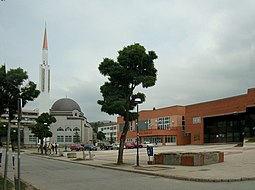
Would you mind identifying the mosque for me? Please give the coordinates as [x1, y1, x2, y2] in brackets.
[24, 27, 93, 146]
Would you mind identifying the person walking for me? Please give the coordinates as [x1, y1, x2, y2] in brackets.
[55, 143, 58, 154]
[12, 145, 15, 169]
[0, 142, 3, 167]
[51, 143, 55, 155]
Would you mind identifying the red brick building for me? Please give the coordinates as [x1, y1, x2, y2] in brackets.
[117, 88, 255, 145]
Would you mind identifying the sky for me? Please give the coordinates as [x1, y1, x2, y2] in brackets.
[0, 0, 254, 122]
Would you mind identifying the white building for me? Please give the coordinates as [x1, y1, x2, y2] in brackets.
[98, 121, 117, 143]
[0, 109, 39, 146]
[39, 27, 50, 114]
[49, 98, 93, 146]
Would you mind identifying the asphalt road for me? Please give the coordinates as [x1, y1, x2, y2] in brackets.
[17, 154, 255, 190]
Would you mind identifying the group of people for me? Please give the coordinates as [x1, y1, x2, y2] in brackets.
[42, 142, 58, 155]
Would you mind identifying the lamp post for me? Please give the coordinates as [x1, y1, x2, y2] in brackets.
[17, 98, 22, 190]
[135, 98, 142, 167]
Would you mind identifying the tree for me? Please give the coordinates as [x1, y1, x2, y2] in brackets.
[73, 132, 80, 144]
[98, 43, 157, 164]
[97, 131, 106, 141]
[29, 113, 56, 154]
[90, 121, 104, 133]
[0, 65, 40, 119]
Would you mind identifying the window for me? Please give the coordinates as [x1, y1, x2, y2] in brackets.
[165, 136, 176, 143]
[193, 117, 201, 124]
[41, 68, 45, 92]
[57, 136, 64, 142]
[164, 117, 170, 129]
[57, 127, 64, 131]
[73, 127, 80, 132]
[65, 127, 72, 132]
[182, 116, 186, 131]
[157, 117, 170, 130]
[65, 136, 72, 142]
[29, 135, 37, 142]
[147, 120, 151, 129]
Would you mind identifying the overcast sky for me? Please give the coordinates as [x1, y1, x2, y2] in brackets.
[0, 0, 254, 122]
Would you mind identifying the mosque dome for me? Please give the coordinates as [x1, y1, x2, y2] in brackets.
[51, 98, 81, 112]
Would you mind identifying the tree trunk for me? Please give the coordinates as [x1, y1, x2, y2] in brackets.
[117, 119, 129, 164]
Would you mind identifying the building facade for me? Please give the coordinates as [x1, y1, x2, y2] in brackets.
[185, 88, 255, 144]
[98, 121, 118, 143]
[0, 109, 39, 146]
[117, 88, 255, 145]
[117, 106, 190, 146]
[49, 98, 93, 146]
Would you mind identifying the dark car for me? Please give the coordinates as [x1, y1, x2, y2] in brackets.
[83, 144, 97, 151]
[70, 144, 84, 151]
[99, 142, 113, 150]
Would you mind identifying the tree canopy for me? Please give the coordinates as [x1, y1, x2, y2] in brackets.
[98, 43, 157, 164]
[29, 113, 56, 154]
[0, 65, 40, 118]
[97, 131, 106, 141]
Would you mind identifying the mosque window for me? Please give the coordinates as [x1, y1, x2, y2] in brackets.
[48, 70, 50, 92]
[57, 127, 64, 131]
[65, 127, 72, 132]
[73, 127, 80, 132]
[41, 68, 45, 92]
[57, 136, 64, 142]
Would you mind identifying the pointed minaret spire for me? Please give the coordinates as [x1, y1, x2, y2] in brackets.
[39, 25, 50, 114]
[43, 26, 48, 49]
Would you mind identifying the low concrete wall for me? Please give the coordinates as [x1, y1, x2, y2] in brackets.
[154, 151, 224, 166]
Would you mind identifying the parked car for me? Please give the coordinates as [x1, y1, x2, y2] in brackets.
[141, 141, 154, 148]
[111, 143, 120, 150]
[70, 144, 84, 151]
[83, 144, 97, 151]
[134, 142, 143, 148]
[124, 142, 136, 149]
[99, 142, 113, 150]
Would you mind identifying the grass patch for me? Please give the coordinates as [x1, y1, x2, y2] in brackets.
[0, 176, 14, 190]
[246, 137, 255, 142]
[0, 175, 38, 190]
[73, 158, 85, 161]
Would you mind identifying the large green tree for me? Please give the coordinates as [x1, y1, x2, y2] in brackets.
[29, 113, 56, 154]
[98, 43, 157, 164]
[0, 65, 40, 118]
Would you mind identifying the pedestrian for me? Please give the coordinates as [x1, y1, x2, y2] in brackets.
[48, 143, 52, 154]
[43, 144, 48, 155]
[54, 143, 58, 154]
[0, 142, 3, 167]
[51, 143, 55, 154]
[12, 145, 15, 169]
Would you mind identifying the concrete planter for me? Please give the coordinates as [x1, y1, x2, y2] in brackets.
[154, 151, 224, 166]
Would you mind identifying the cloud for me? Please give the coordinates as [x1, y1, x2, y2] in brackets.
[1, 0, 254, 121]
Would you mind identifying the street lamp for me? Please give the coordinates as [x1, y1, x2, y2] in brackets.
[135, 98, 142, 167]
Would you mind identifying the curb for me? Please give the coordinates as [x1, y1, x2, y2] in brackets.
[27, 153, 255, 183]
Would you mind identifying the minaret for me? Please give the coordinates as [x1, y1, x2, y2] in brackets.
[39, 26, 50, 114]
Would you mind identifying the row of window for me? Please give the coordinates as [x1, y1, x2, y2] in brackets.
[57, 127, 80, 132]
[29, 135, 78, 143]
[57, 136, 73, 142]
[100, 126, 117, 131]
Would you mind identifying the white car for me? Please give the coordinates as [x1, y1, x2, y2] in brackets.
[111, 143, 120, 150]
[141, 141, 154, 148]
